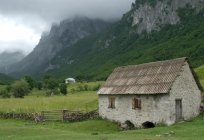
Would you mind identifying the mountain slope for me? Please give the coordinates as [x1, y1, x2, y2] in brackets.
[0, 73, 14, 85]
[0, 51, 25, 73]
[8, 17, 112, 77]
[8, 0, 204, 81]
[46, 0, 204, 81]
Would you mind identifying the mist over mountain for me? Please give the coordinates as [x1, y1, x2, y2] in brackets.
[4, 0, 204, 81]
[7, 17, 113, 77]
[0, 51, 25, 73]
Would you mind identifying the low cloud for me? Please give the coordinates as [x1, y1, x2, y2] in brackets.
[0, 0, 135, 54]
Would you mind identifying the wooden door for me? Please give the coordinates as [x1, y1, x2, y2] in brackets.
[175, 99, 182, 121]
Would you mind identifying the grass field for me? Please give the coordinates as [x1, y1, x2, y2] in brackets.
[0, 116, 204, 140]
[0, 91, 98, 113]
[0, 81, 104, 113]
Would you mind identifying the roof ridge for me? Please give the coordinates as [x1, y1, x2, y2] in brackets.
[114, 57, 187, 71]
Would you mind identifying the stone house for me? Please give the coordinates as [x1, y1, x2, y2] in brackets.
[97, 58, 202, 127]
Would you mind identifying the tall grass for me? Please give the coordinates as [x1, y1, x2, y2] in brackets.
[68, 81, 104, 93]
[0, 91, 98, 113]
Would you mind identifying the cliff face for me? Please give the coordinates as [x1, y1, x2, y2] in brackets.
[131, 0, 204, 33]
[8, 17, 112, 77]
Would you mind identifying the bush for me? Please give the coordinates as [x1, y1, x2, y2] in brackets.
[0, 87, 11, 98]
[59, 83, 67, 95]
[84, 84, 89, 91]
[46, 89, 60, 96]
[11, 80, 30, 98]
[36, 81, 43, 90]
[92, 84, 101, 91]
[24, 76, 35, 90]
[78, 84, 85, 91]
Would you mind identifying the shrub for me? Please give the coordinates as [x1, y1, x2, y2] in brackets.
[92, 84, 101, 91]
[24, 76, 35, 90]
[11, 80, 30, 98]
[59, 83, 67, 95]
[78, 84, 85, 91]
[36, 81, 43, 90]
[45, 89, 60, 96]
[0, 87, 11, 98]
[84, 84, 89, 91]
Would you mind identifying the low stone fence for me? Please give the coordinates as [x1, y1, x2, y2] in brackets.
[0, 112, 34, 120]
[63, 110, 99, 122]
[0, 110, 99, 122]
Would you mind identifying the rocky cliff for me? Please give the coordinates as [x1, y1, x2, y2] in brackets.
[131, 0, 204, 33]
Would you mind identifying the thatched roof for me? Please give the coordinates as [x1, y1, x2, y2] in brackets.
[98, 57, 202, 95]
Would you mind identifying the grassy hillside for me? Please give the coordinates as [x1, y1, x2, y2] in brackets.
[48, 8, 204, 81]
[0, 73, 14, 85]
[1, 116, 204, 140]
[195, 65, 204, 87]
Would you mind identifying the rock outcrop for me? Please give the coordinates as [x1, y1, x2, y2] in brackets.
[131, 0, 204, 33]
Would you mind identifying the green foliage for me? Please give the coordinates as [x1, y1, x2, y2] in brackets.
[0, 73, 14, 85]
[59, 83, 67, 95]
[24, 76, 35, 90]
[11, 79, 30, 98]
[42, 75, 59, 96]
[195, 65, 204, 88]
[0, 86, 11, 98]
[36, 81, 43, 90]
[68, 81, 104, 93]
[47, 79, 59, 90]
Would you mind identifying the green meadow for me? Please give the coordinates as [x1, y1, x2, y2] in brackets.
[0, 91, 98, 113]
[0, 116, 204, 140]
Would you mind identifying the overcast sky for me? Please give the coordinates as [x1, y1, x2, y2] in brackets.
[0, 0, 135, 54]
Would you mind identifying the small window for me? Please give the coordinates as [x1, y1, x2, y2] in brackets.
[132, 98, 141, 110]
[108, 97, 116, 109]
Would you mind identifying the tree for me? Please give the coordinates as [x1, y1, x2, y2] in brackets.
[45, 79, 59, 96]
[0, 86, 10, 98]
[36, 81, 43, 90]
[59, 83, 67, 95]
[11, 80, 30, 98]
[24, 76, 35, 90]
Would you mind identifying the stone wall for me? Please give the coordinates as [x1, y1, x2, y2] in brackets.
[168, 62, 201, 122]
[0, 112, 34, 120]
[99, 94, 170, 127]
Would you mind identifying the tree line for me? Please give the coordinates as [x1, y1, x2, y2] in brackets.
[0, 75, 67, 98]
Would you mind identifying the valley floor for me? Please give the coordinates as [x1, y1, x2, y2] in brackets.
[0, 116, 204, 140]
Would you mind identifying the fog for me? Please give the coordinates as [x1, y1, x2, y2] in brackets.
[0, 0, 135, 54]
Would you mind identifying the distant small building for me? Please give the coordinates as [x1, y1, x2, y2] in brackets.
[65, 78, 76, 84]
[98, 58, 202, 128]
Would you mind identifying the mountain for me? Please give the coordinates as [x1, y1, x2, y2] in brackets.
[46, 0, 204, 81]
[0, 51, 25, 73]
[8, 0, 204, 81]
[8, 17, 113, 77]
